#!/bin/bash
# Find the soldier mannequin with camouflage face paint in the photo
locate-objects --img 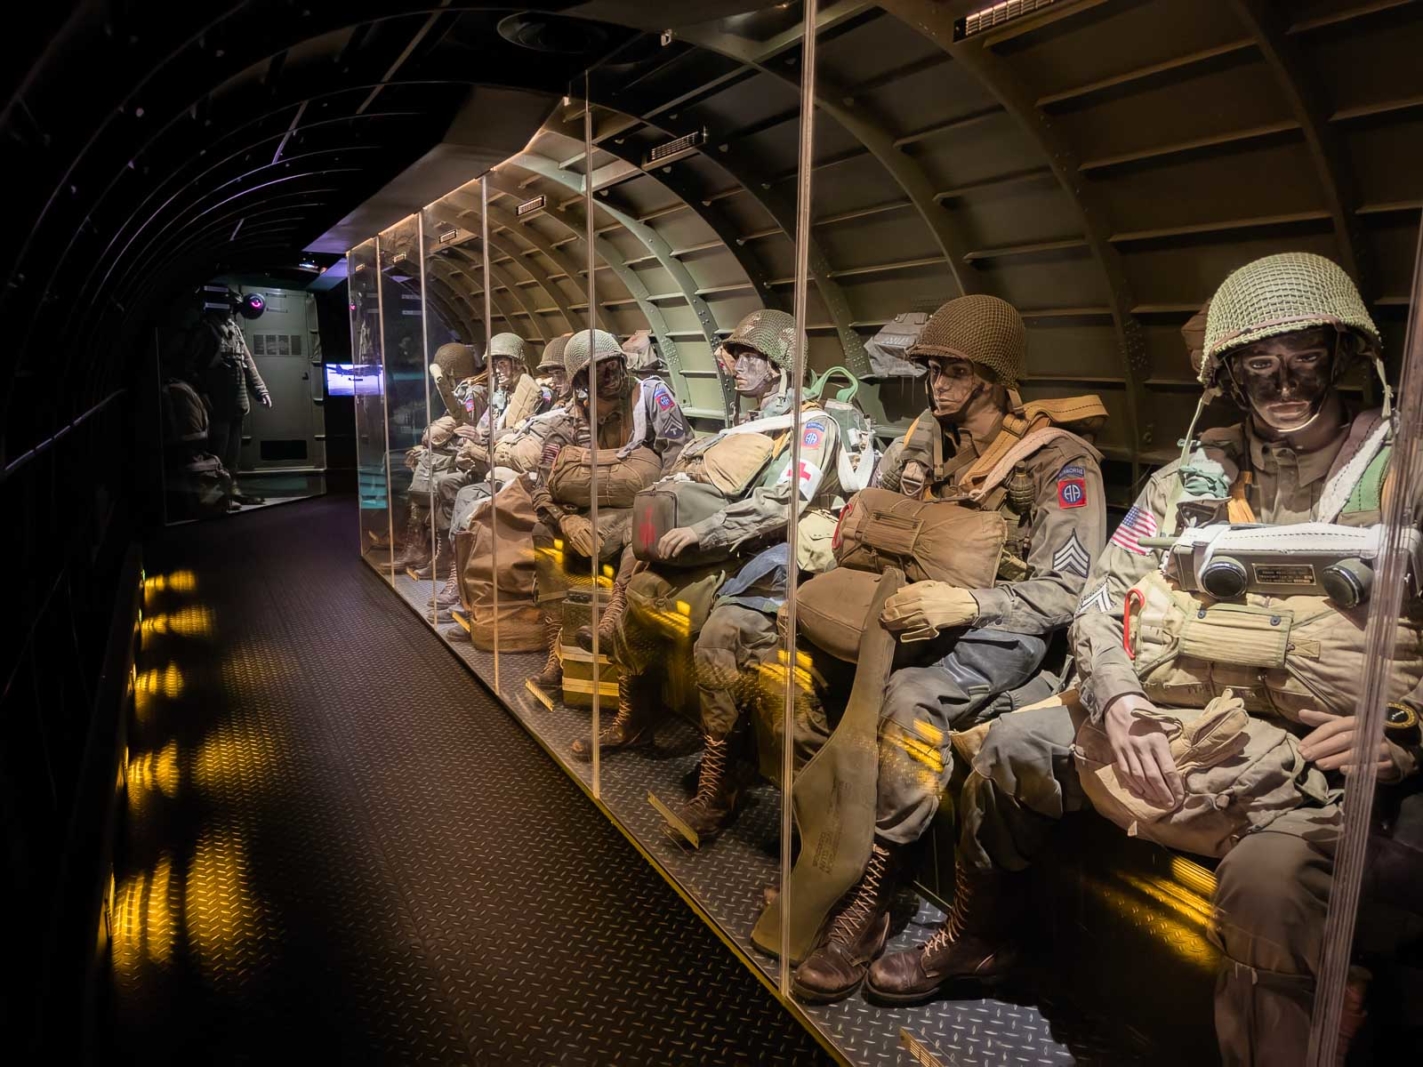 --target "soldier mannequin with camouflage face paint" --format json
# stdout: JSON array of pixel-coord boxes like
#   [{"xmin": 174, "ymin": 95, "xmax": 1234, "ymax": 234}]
[
  {"xmin": 1068, "ymin": 252, "xmax": 1419, "ymax": 1066},
  {"xmin": 788, "ymin": 294, "xmax": 1108, "ymax": 1004},
  {"xmin": 581, "ymin": 309, "xmax": 850, "ymax": 763}
]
